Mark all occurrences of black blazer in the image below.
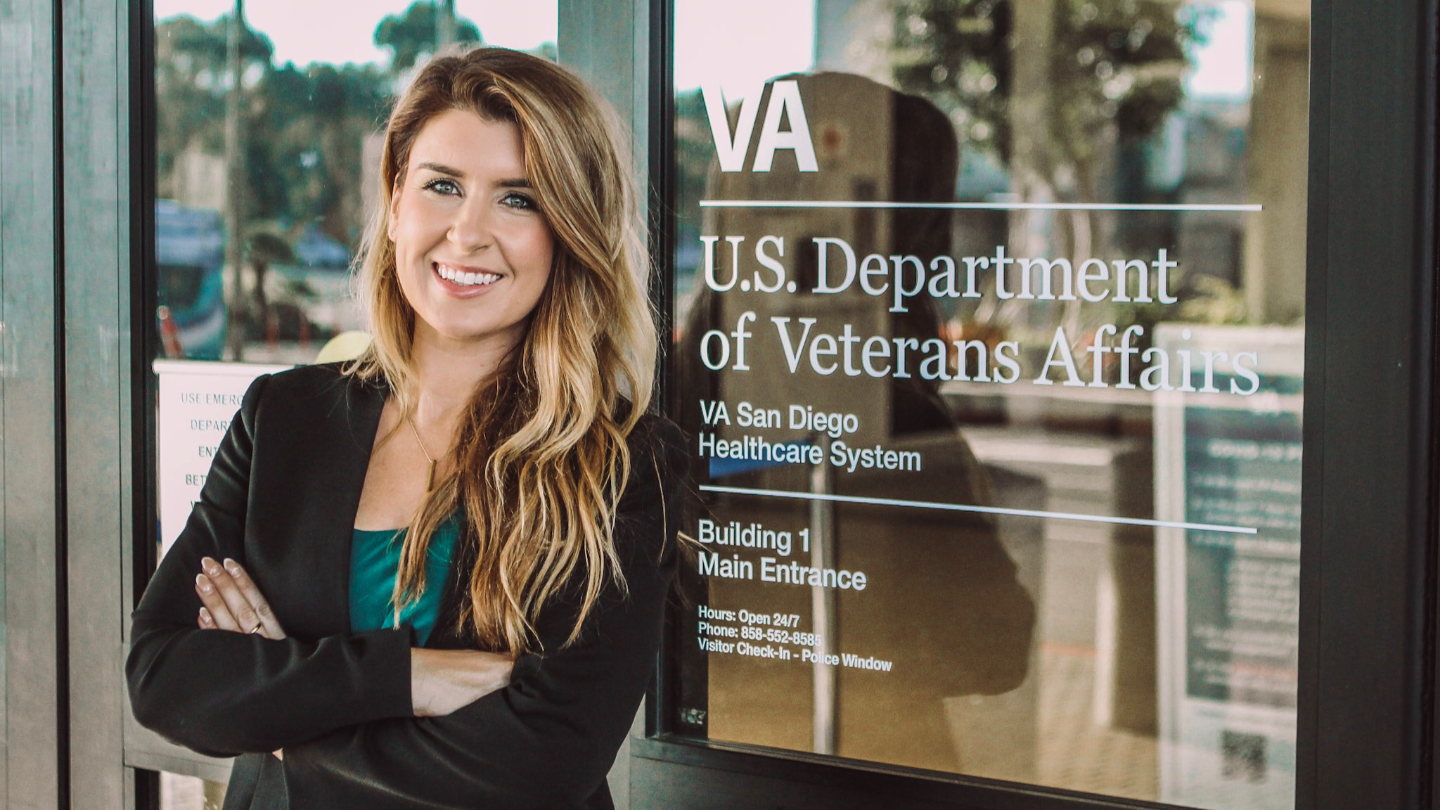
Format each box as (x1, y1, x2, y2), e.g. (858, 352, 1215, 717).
(127, 364, 687, 810)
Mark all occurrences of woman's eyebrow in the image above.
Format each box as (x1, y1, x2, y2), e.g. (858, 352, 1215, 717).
(416, 161, 464, 177)
(414, 164, 532, 188)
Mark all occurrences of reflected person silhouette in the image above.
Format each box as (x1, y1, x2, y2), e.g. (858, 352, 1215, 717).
(674, 73, 1037, 775)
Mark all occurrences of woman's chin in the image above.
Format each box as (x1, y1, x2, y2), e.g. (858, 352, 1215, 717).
(413, 317, 525, 352)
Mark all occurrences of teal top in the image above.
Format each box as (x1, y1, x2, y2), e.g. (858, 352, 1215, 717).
(350, 516, 459, 646)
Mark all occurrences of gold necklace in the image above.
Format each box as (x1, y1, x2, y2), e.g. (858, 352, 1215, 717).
(406, 415, 440, 491)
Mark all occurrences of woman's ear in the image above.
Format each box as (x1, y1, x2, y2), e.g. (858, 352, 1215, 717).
(387, 178, 403, 241)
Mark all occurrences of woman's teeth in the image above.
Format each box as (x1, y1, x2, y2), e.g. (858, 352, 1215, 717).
(436, 264, 500, 286)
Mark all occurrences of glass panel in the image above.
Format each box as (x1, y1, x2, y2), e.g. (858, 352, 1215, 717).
(667, 1, 1308, 807)
(149, 1, 559, 550)
(152, 0, 558, 366)
(145, 0, 559, 787)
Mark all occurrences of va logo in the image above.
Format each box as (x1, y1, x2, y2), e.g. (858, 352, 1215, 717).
(701, 80, 818, 173)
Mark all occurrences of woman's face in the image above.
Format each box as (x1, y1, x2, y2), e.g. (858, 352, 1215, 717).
(388, 109, 554, 355)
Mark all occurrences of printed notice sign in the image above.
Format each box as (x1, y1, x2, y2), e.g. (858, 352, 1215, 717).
(156, 360, 292, 558)
(1154, 325, 1302, 810)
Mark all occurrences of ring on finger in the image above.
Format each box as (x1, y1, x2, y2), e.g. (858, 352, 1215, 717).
(248, 623, 263, 635)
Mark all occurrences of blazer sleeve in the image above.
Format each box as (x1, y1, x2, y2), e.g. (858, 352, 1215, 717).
(126, 373, 414, 758)
(279, 419, 688, 809)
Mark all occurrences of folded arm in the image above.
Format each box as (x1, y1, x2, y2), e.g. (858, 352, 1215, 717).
(281, 422, 687, 809)
(126, 374, 415, 756)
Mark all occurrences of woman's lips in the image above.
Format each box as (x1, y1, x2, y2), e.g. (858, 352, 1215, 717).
(432, 261, 502, 297)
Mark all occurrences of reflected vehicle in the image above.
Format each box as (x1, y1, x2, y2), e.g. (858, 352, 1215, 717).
(155, 200, 226, 360)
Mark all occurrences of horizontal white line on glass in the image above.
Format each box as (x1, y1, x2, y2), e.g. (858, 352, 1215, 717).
(699, 484, 1259, 535)
(698, 199, 1263, 212)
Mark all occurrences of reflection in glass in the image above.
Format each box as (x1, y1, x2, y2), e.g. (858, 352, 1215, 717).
(669, 2, 1307, 808)
(150, 7, 558, 808)
(153, 1, 558, 365)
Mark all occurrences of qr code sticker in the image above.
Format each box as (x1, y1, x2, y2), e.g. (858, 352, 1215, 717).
(1221, 730, 1267, 783)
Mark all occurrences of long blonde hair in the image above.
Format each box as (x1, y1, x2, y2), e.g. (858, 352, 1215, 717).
(348, 47, 656, 653)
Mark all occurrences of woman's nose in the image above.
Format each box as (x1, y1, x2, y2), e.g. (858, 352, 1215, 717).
(447, 200, 493, 252)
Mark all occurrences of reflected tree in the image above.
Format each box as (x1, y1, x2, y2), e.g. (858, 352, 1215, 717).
(155, 13, 273, 199)
(155, 2, 544, 357)
(157, 3, 484, 239)
(250, 62, 391, 244)
(375, 1, 482, 73)
(888, 0, 1014, 161)
(886, 0, 1215, 339)
(156, 12, 391, 357)
(889, 0, 1206, 172)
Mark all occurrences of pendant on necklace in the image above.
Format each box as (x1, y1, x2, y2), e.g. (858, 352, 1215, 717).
(407, 415, 440, 492)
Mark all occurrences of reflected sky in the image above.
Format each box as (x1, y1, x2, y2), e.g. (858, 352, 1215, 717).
(672, 0, 1252, 101)
(154, 0, 1253, 102)
(674, 0, 815, 96)
(152, 0, 557, 65)
(1186, 0, 1254, 100)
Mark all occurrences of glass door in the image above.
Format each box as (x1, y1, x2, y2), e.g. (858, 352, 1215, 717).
(135, 3, 559, 805)
(663, 1, 1311, 807)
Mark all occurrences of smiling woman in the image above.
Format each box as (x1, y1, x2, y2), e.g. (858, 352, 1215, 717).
(127, 47, 686, 810)
(388, 109, 555, 355)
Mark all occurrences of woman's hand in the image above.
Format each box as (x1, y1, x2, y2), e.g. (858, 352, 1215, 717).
(193, 557, 289, 760)
(194, 556, 287, 640)
(411, 649, 515, 717)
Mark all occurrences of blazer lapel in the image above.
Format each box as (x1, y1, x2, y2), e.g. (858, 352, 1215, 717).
(246, 370, 387, 640)
(326, 376, 388, 634)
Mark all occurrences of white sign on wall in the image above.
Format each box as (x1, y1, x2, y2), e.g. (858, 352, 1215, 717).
(156, 360, 292, 558)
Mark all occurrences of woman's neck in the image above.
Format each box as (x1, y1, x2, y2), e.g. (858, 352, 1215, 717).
(405, 323, 518, 433)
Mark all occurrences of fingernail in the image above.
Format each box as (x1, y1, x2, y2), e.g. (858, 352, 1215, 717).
(223, 558, 241, 578)
(199, 607, 212, 625)
(202, 557, 221, 576)
(195, 573, 212, 593)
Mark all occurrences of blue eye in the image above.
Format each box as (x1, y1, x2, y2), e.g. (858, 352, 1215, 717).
(502, 192, 539, 212)
(422, 178, 461, 195)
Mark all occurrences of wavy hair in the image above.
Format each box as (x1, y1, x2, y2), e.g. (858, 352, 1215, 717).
(347, 47, 656, 654)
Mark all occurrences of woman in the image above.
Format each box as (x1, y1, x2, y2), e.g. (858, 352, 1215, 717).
(128, 47, 686, 810)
